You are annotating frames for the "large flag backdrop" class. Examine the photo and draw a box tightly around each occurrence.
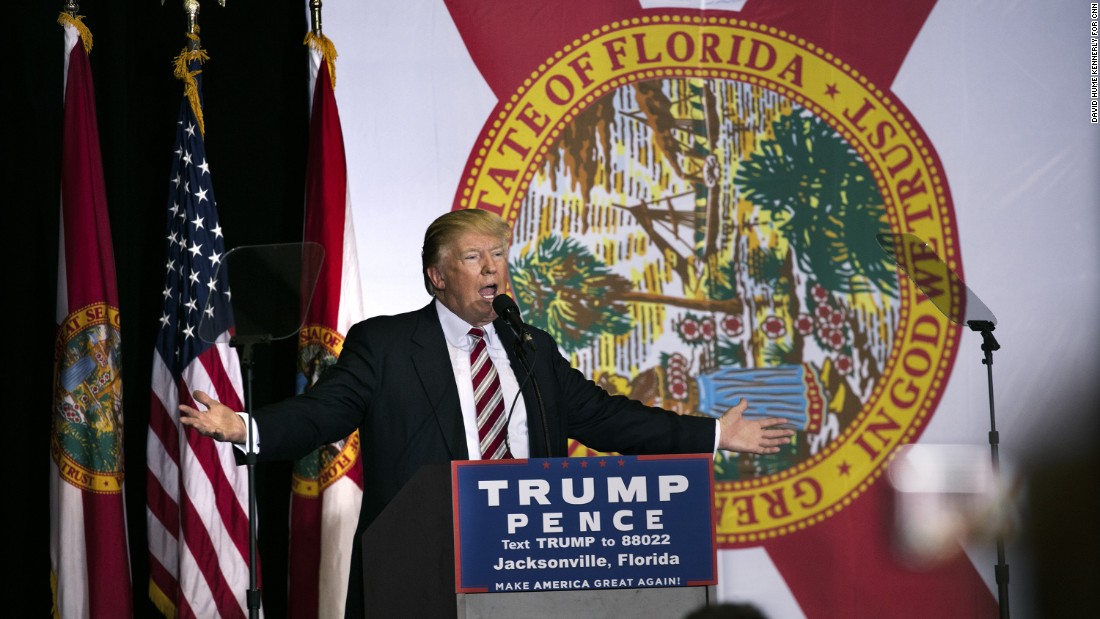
[145,34,259,619]
[51,13,133,618]
[315,1,1098,617]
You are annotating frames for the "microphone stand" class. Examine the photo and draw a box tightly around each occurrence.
[966,320,1009,619]
[510,333,552,457]
[230,334,270,619]
[876,233,1010,617]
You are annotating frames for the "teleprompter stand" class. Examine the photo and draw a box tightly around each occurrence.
[878,233,1010,619]
[200,242,324,618]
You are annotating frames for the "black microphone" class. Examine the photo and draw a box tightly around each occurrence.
[492,294,534,349]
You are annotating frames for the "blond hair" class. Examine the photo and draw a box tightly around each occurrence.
[421,209,511,295]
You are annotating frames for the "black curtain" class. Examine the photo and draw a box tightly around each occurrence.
[14,2,310,616]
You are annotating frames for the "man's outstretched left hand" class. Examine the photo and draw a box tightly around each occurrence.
[717,398,795,454]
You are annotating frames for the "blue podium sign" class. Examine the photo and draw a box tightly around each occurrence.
[452,454,717,594]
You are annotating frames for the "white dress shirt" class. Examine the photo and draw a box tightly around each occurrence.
[434,301,530,459]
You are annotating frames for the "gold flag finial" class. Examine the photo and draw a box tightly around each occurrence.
[304,1,337,87]
[184,0,200,40]
[309,0,323,37]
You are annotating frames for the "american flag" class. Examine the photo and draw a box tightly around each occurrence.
[145,43,258,619]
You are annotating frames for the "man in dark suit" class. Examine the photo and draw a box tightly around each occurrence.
[180,208,794,617]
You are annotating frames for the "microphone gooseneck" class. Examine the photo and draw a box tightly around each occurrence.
[492,294,534,349]
[493,294,550,456]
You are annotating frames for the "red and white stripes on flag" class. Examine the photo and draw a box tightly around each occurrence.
[286,34,365,619]
[51,14,133,618]
[145,37,259,619]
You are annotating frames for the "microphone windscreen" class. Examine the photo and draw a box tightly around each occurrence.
[492,294,519,316]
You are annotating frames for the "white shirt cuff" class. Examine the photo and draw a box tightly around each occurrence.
[233,412,260,454]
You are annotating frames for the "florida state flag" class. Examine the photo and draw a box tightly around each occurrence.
[51,13,133,618]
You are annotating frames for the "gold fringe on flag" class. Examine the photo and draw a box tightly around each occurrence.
[173,33,210,137]
[304,31,338,88]
[57,12,93,54]
[147,581,175,619]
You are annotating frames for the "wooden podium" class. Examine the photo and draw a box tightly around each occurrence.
[361,461,716,618]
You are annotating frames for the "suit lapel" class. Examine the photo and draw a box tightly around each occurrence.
[411,302,468,459]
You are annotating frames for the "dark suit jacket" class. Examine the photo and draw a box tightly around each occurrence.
[251,301,716,616]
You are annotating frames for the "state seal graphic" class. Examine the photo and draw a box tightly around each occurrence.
[52,302,124,494]
[293,324,361,497]
[454,16,961,546]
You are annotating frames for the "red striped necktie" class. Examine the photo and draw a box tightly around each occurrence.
[468,327,512,459]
